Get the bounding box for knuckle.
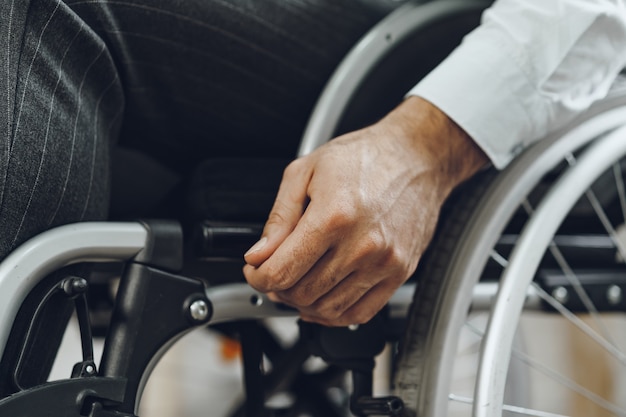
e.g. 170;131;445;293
352;230;387;261
286;268;339;308
326;204;358;230
358;231;408;272
262;264;296;292
343;309;374;326
281;286;315;307
265;206;288;227
283;158;308;179
314;299;347;322
245;273;273;293
284;158;303;173
380;245;406;269
363;231;386;254
388;273;407;290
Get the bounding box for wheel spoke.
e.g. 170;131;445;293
531;282;626;364
486;193;625;413
586;187;626;261
464;322;626;417
522;197;616;345
449;394;570;417
490;249;509;268
511;348;626;417
568;152;626;262
546;241;617;345
614;163;626;223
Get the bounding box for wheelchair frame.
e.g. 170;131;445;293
4;0;626;416
0;1;493;415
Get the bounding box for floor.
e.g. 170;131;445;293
51;322;246;417
50;313;626;416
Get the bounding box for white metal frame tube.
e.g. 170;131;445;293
0;222;148;360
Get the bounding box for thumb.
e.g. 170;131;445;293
244;159;312;267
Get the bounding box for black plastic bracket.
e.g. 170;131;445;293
298;314;387;372
0;377;129;417
133;220;184;272
298;312;405;416
98;262;210;413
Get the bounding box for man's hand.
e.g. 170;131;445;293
243;96;488;326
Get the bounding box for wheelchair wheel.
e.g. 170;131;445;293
394;81;626;417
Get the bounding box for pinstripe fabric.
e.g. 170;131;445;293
1;0;122;259
65;0;386;171
0;0;387;259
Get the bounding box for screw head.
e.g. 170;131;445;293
85;364;95;374
607;285;622;306
189;299;210;322
552;286;569;304
62;277;88;297
250;294;263;306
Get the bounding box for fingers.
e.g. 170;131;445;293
243;206;332;293
269;248;344;306
269;247;405;326
270;268;404;327
299;278;401;327
244;156;336;294
244;159;311;268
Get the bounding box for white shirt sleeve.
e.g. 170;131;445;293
407;0;626;169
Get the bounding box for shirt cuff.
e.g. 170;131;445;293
407;27;543;169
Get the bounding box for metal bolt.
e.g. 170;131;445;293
189;299;209;322
85;365;95;374
250;294;263;306
607;285;622;306
552;286;569;304
72;278;88;293
62;277;88;297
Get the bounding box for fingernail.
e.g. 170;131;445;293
245;237;267;256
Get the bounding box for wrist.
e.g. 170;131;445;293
385;96;489;192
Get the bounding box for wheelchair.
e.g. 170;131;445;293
2;0;626;416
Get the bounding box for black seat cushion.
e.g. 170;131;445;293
185;157;290;224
